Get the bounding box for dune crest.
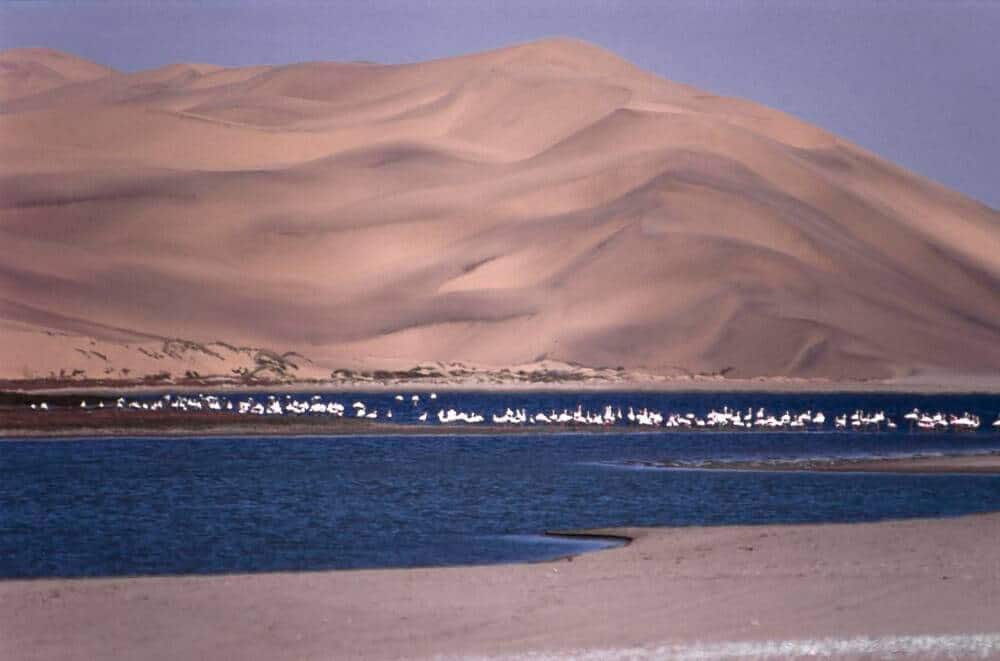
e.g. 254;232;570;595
0;48;115;101
1;39;998;384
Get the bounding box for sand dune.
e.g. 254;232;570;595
0;48;114;102
1;38;998;384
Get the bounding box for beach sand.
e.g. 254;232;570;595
3;513;999;660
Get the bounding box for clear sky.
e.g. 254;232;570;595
2;0;997;209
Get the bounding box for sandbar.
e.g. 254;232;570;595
3;514;999;659
652;452;1000;475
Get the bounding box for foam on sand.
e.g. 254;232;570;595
458;633;1000;660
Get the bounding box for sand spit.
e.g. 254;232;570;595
3;514;999;660
652;452;1000;475
4;389;998;438
0;404;640;439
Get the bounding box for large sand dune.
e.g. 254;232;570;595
1;38;998;384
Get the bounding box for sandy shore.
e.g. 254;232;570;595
0;406;676;439
654;453;1000;475
6;372;1000;396
0;406;443;439
7;410;999;446
3;389;999;440
3;514;1000;660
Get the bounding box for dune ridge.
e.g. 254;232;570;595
1;38;998;385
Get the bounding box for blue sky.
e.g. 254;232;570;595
2;0;997;209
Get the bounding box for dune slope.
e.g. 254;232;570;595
1;38;998;383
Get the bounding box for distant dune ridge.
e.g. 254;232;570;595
1;38;998;385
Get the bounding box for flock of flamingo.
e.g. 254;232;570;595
24;393;1000;433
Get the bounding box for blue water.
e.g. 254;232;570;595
2;391;999;579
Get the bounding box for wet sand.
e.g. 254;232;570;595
0;405;434;439
3;395;999;441
655;453;1000;475
2;514;999;660
0;405;667;439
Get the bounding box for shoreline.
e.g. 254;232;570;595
4;375;1000;395
4;513;999;659
4;412;998;441
0;408;658;439
650;452;1000;475
3;388;998;440
3;412;998;442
